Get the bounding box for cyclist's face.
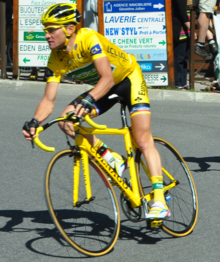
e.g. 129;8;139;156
43;23;66;50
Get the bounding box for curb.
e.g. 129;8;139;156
1;79;220;103
148;89;220;103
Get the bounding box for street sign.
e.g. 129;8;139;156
18;0;76;67
103;0;168;86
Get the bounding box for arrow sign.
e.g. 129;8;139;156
159;40;166;46
153;3;164;9
161;76;167;82
23;58;30;63
155;63;165;71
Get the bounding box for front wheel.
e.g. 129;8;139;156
136;138;198;237
45;149;120;256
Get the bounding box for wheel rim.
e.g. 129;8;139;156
45;150;120;256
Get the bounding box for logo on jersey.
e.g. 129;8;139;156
45;68;54;77
135;97;142;102
74;44;78;50
90;44;102;56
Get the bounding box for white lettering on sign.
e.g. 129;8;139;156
104;16;165;23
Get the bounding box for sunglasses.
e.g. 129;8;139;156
43;25;63;34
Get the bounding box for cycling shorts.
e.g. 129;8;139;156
69;63;150;118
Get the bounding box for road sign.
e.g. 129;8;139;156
18;0;76;67
19;54;50;67
144;73;168;85
103;0;168;86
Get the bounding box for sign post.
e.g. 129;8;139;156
99;0;174;88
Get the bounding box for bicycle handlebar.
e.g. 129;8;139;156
33;114;107;152
84;115;107;130
34;126;55;152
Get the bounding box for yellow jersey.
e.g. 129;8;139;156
45;28;137;86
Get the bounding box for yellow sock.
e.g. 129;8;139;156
151;176;166;205
93;139;104;150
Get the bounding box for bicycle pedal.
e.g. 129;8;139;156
150;220;162;228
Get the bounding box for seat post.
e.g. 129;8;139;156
120;102;128;128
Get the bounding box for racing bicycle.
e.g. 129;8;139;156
33;96;198;257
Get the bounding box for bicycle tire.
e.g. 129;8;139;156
136;137;198;237
45;149;120;256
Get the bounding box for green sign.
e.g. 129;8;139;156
24;31;46;41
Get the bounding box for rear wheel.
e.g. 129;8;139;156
136;138;198;237
45;149;120;256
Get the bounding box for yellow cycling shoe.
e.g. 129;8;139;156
146;201;171;220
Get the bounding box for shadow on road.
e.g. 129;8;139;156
0;209;169;258
184;156;220;172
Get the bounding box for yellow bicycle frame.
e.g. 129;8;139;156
34;114;178;210
72;122;178;209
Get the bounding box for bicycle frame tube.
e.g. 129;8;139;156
74;125;142;208
73;134;93;207
73;154;80;206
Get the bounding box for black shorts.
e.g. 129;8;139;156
69;63;151;118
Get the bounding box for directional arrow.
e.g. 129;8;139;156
23;58;30;64
161;76;167;82
155;63;165;71
153;3;164;9
159;40;166;46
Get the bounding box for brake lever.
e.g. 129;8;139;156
30;132;35;148
31;139;35;149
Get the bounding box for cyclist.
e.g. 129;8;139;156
22;3;170;220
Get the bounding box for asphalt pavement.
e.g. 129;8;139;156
0;82;220;262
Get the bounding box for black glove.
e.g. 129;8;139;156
23;118;39;134
79;93;95;113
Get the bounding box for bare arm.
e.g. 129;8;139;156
33;82;59;121
89;56;115;100
22;82;59;140
75;56;115;116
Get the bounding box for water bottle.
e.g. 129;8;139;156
97;146;115;169
97;146;128;177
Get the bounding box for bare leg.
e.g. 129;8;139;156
131;113;171;219
131;113;162;179
197;12;210;42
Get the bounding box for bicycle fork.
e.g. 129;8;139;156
73;148;94;207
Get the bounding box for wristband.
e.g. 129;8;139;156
80;93;95;113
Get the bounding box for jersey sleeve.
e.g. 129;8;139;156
84;31;107;61
45;51;62;83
